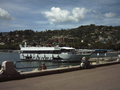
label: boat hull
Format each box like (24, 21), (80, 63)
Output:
(20, 53), (92, 62)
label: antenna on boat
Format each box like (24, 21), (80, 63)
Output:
(24, 42), (27, 47)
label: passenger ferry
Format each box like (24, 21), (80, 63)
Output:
(19, 43), (92, 62)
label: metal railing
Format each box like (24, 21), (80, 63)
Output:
(14, 60), (72, 71)
(89, 56), (118, 64)
(14, 56), (118, 71)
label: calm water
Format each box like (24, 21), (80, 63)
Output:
(0, 52), (20, 65)
(0, 52), (119, 71)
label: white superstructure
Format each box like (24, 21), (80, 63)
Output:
(19, 44), (92, 62)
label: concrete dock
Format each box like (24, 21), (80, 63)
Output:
(0, 63), (120, 90)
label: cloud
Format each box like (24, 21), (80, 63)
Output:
(0, 7), (13, 20)
(72, 7), (88, 22)
(42, 7), (88, 25)
(35, 21), (49, 24)
(90, 10), (103, 19)
(104, 12), (116, 18)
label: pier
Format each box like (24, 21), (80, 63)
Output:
(0, 55), (120, 90)
(0, 62), (120, 90)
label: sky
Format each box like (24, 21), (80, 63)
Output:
(0, 0), (120, 32)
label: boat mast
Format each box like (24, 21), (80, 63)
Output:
(24, 42), (27, 47)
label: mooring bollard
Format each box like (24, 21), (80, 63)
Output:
(0, 61), (19, 76)
(117, 55), (120, 62)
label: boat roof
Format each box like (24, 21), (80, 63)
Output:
(21, 47), (59, 51)
(20, 46), (75, 51)
(60, 47), (75, 50)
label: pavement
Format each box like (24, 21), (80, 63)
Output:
(0, 64), (120, 90)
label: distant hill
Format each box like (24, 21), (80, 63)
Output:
(2, 32), (9, 35)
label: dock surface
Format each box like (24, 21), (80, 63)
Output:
(0, 64), (120, 90)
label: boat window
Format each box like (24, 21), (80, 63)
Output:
(61, 49), (73, 52)
(53, 50), (60, 54)
(22, 50), (61, 54)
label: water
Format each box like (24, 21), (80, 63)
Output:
(0, 52), (80, 71)
(0, 52), (119, 72)
(0, 52), (20, 65)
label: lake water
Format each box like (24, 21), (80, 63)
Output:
(0, 52), (119, 71)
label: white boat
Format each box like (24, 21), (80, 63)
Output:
(19, 43), (92, 62)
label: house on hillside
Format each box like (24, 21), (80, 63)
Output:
(0, 42), (5, 45)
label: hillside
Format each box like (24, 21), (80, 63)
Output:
(0, 24), (120, 50)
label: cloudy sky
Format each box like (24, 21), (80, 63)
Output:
(0, 0), (120, 32)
